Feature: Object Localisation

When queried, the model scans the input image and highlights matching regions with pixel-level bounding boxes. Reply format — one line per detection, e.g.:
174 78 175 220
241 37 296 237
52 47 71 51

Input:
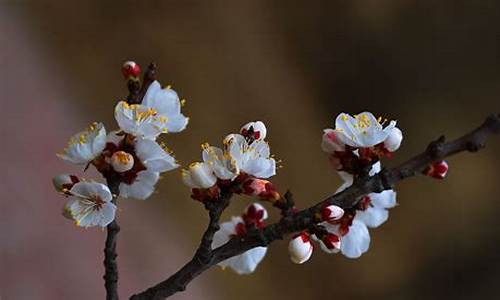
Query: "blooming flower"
58 122 106 165
63 182 117 228
102 132 178 200
114 81 188 139
201 134 276 182
333 112 398 148
323 219 370 258
288 233 313 264
212 204 269 274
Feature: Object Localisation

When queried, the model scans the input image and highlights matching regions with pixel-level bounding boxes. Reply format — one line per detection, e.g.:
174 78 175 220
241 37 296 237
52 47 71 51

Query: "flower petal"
340 219 370 258
119 171 159 200
135 138 179 172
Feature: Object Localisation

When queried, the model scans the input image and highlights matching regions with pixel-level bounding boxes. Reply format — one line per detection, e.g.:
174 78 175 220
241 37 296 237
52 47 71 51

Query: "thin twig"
129 113 500 300
104 178 121 300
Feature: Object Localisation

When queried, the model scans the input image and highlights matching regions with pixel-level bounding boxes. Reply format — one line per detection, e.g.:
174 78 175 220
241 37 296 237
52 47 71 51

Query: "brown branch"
130 192 232 299
104 178 121 300
130 114 500 299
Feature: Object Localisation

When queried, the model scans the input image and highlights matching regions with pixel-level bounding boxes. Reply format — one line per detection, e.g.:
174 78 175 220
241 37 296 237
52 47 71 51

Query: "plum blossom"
58 122 106 165
62 182 117 228
333 112 398 148
200 130 276 182
101 132 178 200
212 203 268 274
114 80 188 139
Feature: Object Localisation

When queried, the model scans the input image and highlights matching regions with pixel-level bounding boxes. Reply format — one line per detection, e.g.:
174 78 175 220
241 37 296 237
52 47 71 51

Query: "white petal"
222 247 267 274
202 146 237 180
70 182 112 202
355 207 389 228
242 157 276 179
183 162 217 188
135 138 179 172
58 123 106 164
142 81 181 116
321 128 345 153
370 189 397 209
106 131 124 147
340 219 370 258
165 114 189 133
114 101 165 139
384 126 403 152
119 171 159 200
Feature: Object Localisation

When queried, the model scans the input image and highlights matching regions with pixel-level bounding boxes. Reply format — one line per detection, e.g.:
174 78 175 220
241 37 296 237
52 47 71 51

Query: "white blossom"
111 151 135 173
58 122 106 164
65 182 116 228
333 112 399 148
114 81 188 139
201 133 275 181
104 133 178 200
212 217 267 274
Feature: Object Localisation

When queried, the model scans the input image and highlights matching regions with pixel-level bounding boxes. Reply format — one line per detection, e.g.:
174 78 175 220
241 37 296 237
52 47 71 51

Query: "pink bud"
288 233 313 264
243 203 268 228
122 61 141 78
321 205 344 221
242 178 280 201
426 160 449 179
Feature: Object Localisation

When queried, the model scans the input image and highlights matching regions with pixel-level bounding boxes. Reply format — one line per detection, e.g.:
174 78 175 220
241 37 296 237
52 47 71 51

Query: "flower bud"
288 233 313 264
319 233 341 254
53 174 79 194
122 61 141 78
243 203 268 227
242 178 280 201
321 129 345 153
321 205 344 221
111 151 135 173
384 127 403 152
425 160 449 179
240 121 267 141
182 162 217 189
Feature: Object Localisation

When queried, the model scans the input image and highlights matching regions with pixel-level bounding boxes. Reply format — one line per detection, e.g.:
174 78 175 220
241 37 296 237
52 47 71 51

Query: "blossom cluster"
53 62 188 228
182 121 280 203
52 61 452 278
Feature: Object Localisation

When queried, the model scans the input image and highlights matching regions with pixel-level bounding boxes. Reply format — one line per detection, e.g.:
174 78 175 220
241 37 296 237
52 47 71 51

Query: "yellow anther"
180 99 186 107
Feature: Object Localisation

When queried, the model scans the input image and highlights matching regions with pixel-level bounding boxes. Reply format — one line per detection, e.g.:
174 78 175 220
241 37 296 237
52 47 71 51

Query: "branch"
130 192 232 300
104 178 121 300
131 114 500 299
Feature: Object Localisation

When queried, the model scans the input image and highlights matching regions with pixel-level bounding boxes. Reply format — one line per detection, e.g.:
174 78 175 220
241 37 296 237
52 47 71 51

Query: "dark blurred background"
2 1 500 299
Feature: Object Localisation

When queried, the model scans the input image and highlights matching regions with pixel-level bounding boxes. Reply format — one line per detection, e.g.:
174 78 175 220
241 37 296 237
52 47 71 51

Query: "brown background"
2 1 500 299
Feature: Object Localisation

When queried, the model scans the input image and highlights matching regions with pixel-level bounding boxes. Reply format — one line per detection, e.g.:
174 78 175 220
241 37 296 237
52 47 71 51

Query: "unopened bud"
122 61 141 78
321 129 345 153
53 174 79 194
111 151 135 173
384 127 403 152
240 121 267 141
242 178 280 201
243 203 268 227
425 160 449 179
288 233 313 264
321 205 344 221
